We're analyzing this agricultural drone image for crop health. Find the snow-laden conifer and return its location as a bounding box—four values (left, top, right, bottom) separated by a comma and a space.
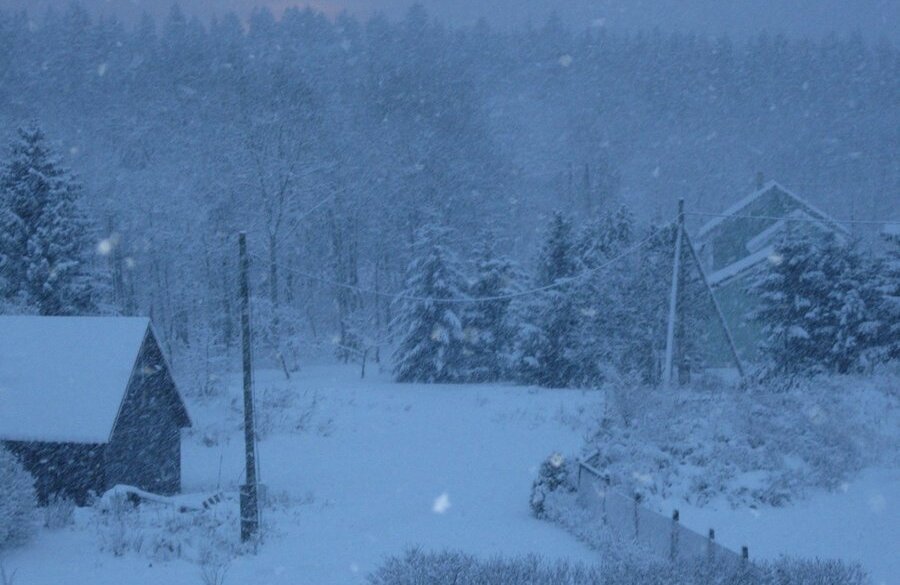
462, 232, 522, 382
0, 124, 100, 315
392, 223, 469, 383
751, 230, 878, 375
510, 212, 581, 388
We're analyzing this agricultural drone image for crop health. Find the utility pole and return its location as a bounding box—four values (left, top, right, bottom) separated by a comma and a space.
239, 232, 260, 543
663, 199, 684, 389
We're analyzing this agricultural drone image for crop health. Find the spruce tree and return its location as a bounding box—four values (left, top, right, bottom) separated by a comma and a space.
0, 124, 99, 315
751, 230, 876, 375
511, 212, 581, 388
463, 232, 522, 382
571, 206, 635, 386
618, 223, 676, 383
873, 232, 900, 362
392, 223, 469, 383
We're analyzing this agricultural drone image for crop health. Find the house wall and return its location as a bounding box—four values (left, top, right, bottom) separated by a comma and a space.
2, 440, 106, 505
703, 270, 766, 368
705, 188, 799, 271
104, 334, 183, 495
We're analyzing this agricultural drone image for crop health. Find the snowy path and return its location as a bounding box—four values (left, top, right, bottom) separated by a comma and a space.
6, 366, 603, 584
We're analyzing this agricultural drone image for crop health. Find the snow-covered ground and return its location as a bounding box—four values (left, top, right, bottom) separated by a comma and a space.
4, 365, 898, 584
4, 365, 603, 584
664, 467, 899, 585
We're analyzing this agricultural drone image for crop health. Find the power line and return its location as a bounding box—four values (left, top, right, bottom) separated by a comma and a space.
686, 210, 899, 227
274, 181, 414, 247
250, 223, 668, 305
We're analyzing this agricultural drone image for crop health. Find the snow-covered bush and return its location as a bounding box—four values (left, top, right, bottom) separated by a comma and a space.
93, 495, 239, 563
42, 494, 75, 529
0, 446, 36, 549
583, 373, 897, 508
368, 549, 868, 585
369, 549, 603, 585
94, 494, 143, 556
530, 453, 577, 518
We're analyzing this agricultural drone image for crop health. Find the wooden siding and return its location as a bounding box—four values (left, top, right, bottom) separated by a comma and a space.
3, 440, 106, 505
105, 330, 183, 495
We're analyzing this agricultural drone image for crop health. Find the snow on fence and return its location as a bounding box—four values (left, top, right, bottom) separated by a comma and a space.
576, 457, 746, 567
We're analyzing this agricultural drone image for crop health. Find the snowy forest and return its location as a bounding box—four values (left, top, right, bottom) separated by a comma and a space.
0, 4, 898, 385
0, 3, 898, 585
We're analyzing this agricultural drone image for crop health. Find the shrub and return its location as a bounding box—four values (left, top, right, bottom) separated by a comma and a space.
94, 493, 143, 556
530, 453, 576, 518
42, 494, 75, 529
582, 373, 896, 508
0, 446, 36, 549
367, 549, 869, 585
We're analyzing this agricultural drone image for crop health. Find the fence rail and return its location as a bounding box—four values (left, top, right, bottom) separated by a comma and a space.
576, 455, 746, 567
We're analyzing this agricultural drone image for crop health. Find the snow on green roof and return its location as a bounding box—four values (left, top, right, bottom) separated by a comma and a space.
0, 316, 151, 444
697, 181, 851, 239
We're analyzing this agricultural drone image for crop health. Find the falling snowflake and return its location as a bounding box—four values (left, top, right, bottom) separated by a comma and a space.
558, 55, 573, 68
97, 239, 114, 255
432, 492, 451, 514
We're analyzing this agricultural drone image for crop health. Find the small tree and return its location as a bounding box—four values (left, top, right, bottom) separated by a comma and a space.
0, 124, 101, 315
392, 223, 469, 383
0, 446, 36, 549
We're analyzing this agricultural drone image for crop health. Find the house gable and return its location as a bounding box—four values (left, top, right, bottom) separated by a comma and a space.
104, 328, 189, 495
698, 182, 848, 274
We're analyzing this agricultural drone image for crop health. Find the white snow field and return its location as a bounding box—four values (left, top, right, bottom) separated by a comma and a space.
5, 365, 898, 584
654, 467, 899, 585
5, 365, 602, 584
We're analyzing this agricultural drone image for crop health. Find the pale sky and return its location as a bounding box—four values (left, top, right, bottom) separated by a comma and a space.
1, 0, 898, 42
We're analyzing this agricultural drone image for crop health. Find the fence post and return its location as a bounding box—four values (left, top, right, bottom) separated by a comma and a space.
633, 493, 641, 542
601, 476, 610, 525
742, 546, 749, 562
707, 528, 715, 563
670, 509, 680, 561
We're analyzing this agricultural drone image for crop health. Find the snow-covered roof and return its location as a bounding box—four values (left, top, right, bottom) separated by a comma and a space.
0, 316, 151, 444
697, 180, 851, 239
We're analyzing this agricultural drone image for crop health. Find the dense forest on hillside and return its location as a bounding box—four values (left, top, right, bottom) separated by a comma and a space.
0, 4, 897, 384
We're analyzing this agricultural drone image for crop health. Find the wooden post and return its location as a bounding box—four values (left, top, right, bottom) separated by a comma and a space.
663, 199, 685, 389
707, 528, 715, 563
633, 493, 641, 542
670, 509, 680, 561
239, 233, 260, 544
683, 231, 746, 380
742, 545, 749, 562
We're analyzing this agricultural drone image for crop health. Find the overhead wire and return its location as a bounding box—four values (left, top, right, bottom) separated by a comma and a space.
686, 210, 899, 227
249, 220, 671, 305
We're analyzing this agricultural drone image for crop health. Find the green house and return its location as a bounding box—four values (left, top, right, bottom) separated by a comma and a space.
694, 181, 849, 369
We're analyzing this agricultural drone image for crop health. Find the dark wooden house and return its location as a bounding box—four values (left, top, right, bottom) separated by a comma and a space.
0, 316, 191, 504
